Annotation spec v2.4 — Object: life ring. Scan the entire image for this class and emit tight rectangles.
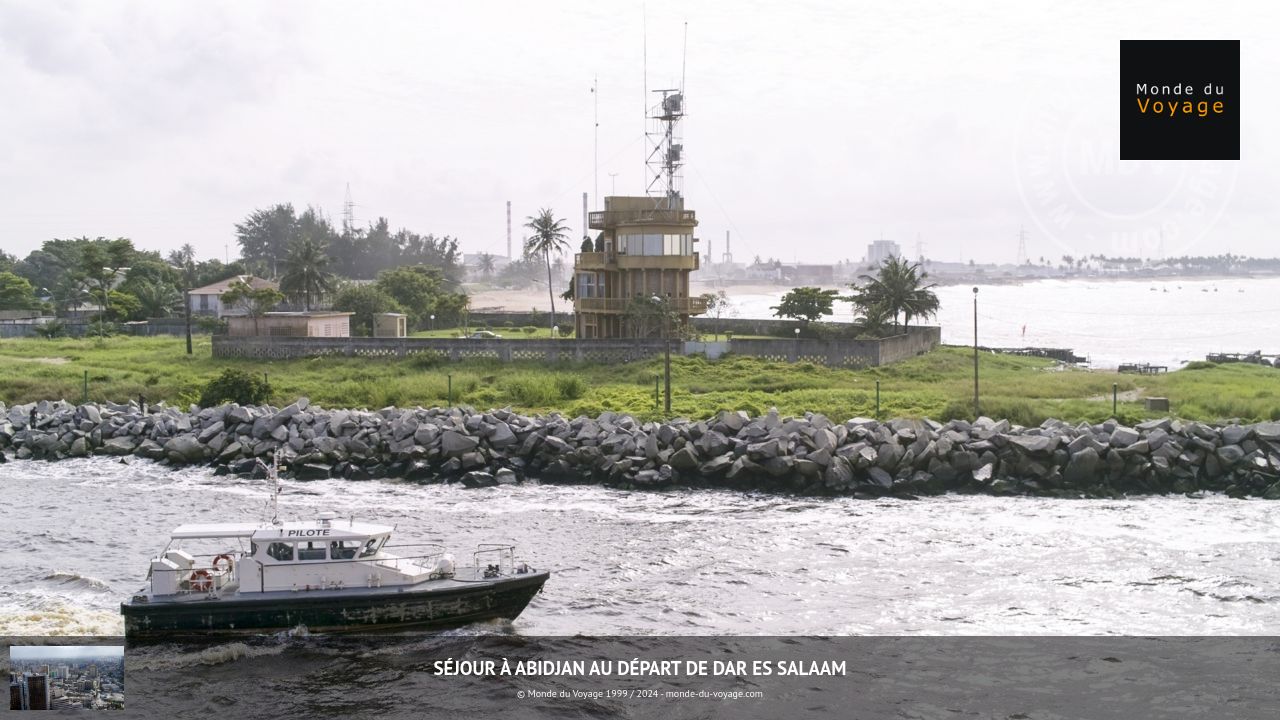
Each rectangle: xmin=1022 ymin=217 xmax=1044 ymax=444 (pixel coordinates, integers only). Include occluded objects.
xmin=213 ymin=554 xmax=234 ymax=572
xmin=189 ymin=569 xmax=213 ymax=593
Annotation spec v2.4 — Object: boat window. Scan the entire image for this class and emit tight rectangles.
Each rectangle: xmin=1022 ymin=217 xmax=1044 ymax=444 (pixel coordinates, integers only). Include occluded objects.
xmin=359 ymin=536 xmax=384 ymax=558
xmin=266 ymin=542 xmax=294 ymax=562
xmin=330 ymin=540 xmax=361 ymax=560
xmin=298 ymin=541 xmax=326 ymax=562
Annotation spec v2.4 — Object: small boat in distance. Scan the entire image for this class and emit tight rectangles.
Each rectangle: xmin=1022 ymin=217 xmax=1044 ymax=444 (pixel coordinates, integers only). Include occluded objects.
xmin=121 ymin=459 xmax=548 ymax=640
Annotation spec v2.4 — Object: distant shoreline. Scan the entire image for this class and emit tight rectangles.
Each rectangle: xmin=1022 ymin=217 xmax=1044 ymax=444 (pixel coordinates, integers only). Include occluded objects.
xmin=468 ymin=273 xmax=1280 ymax=312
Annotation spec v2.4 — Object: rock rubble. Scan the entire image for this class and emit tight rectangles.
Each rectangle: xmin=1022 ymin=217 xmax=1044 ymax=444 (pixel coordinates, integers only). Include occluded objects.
xmin=3 ymin=399 xmax=1280 ymax=499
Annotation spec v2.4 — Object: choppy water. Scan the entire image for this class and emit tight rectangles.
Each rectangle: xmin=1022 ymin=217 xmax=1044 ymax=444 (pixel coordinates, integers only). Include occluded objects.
xmin=728 ymin=276 xmax=1280 ymax=368
xmin=3 ymin=458 xmax=1280 ymax=637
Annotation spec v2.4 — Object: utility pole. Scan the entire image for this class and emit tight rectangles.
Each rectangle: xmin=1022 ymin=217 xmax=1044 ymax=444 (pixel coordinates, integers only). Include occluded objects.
xmin=506 ymin=201 xmax=512 ymax=260
xmin=184 ymin=290 xmax=193 ymax=355
xmin=653 ymin=295 xmax=672 ymax=415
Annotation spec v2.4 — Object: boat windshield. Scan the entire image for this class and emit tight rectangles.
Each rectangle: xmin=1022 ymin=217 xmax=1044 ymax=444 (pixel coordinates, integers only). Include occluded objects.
xmin=359 ymin=536 xmax=386 ymax=558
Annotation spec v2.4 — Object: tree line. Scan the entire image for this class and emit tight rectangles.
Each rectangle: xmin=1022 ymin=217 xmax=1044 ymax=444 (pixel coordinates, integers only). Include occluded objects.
xmin=771 ymin=257 xmax=940 ymax=336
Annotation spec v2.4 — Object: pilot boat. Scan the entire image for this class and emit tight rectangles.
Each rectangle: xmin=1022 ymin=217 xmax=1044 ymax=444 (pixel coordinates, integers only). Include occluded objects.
xmin=121 ymin=463 xmax=548 ymax=639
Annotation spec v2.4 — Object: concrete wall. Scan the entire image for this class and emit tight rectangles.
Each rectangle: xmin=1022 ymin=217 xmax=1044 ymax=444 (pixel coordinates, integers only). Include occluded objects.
xmin=212 ymin=327 xmax=941 ymax=367
xmin=213 ymin=336 xmax=675 ymax=363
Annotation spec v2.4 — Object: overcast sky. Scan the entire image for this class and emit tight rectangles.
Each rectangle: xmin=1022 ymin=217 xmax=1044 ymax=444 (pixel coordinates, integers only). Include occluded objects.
xmin=2 ymin=1 xmax=1276 ymax=266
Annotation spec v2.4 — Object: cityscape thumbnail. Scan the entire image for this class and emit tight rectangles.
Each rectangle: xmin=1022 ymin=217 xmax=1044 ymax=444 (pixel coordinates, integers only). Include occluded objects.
xmin=9 ymin=645 xmax=124 ymax=711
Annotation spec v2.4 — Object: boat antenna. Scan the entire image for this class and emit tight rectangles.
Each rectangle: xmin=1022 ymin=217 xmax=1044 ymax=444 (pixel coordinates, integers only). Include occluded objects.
xmin=269 ymin=449 xmax=283 ymax=526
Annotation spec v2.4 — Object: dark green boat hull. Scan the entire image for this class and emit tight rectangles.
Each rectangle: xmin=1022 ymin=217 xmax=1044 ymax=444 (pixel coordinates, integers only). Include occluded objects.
xmin=121 ymin=572 xmax=548 ymax=640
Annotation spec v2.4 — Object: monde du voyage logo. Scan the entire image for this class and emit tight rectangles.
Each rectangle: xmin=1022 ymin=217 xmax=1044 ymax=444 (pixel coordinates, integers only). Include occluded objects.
xmin=1120 ymin=40 xmax=1239 ymax=160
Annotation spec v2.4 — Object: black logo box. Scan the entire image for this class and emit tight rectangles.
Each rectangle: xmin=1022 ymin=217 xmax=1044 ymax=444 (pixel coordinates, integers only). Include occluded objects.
xmin=1120 ymin=39 xmax=1239 ymax=160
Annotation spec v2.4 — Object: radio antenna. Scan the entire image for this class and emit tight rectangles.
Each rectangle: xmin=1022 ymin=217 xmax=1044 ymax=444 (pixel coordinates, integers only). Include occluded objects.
xmin=681 ymin=21 xmax=688 ymax=93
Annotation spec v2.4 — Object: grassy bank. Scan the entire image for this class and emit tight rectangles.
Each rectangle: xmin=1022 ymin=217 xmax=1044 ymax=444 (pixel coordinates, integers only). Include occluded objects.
xmin=0 ymin=336 xmax=1277 ymax=425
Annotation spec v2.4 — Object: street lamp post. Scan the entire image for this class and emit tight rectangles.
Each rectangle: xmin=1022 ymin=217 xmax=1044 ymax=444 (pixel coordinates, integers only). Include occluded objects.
xmin=652 ymin=295 xmax=671 ymax=415
xmin=972 ymin=286 xmax=980 ymax=419
xmin=430 ymin=314 xmax=435 ymax=332
xmin=794 ymin=327 xmax=800 ymax=361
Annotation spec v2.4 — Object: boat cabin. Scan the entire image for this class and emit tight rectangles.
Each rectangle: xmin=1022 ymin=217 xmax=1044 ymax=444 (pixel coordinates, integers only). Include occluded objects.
xmin=147 ymin=511 xmax=445 ymax=597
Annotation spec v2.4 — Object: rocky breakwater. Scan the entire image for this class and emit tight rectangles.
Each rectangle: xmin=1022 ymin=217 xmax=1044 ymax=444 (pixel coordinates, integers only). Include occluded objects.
xmin=3 ymin=399 xmax=1280 ymax=499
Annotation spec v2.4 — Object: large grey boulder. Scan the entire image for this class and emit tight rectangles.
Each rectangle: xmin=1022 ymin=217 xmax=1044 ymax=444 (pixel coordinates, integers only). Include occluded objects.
xmin=441 ymin=430 xmax=479 ymax=457
xmin=163 ymin=435 xmax=205 ymax=462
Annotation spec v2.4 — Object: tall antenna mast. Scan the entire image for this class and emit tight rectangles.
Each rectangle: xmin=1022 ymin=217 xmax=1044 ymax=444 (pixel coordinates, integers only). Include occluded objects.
xmin=506 ymin=201 xmax=512 ymax=259
xmin=642 ymin=5 xmax=647 ymax=182
xmin=342 ymin=183 xmax=356 ymax=234
xmin=592 ymin=76 xmax=599 ymax=210
xmin=681 ymin=21 xmax=688 ymax=93
xmin=1016 ymin=225 xmax=1029 ymax=266
xmin=645 ymin=22 xmax=687 ymax=203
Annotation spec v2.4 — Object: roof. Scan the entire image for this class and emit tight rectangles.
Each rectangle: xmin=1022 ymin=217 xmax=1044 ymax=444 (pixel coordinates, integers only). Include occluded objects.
xmin=189 ymin=275 xmax=278 ymax=296
xmin=171 ymin=523 xmax=262 ymax=539
xmin=259 ymin=311 xmax=354 ymax=318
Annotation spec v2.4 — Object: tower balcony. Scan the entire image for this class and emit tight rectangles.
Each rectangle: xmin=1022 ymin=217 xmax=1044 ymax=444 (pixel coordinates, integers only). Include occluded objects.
xmin=574 ymin=253 xmax=700 ymax=271
xmin=575 ymin=296 xmax=709 ymax=315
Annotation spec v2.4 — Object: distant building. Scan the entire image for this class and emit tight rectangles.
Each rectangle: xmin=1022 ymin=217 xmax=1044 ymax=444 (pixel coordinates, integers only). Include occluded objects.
xmin=188 ymin=275 xmax=278 ymax=317
xmin=744 ymin=259 xmax=783 ymax=282
xmin=227 ymin=311 xmax=353 ymax=338
xmin=782 ymin=264 xmax=835 ymax=285
xmin=462 ymin=253 xmax=511 ymax=279
xmin=571 ymin=195 xmax=707 ymax=338
xmin=865 ymin=239 xmax=901 ymax=268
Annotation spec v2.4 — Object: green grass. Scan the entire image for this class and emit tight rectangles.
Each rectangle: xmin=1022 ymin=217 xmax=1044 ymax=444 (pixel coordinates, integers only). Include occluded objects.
xmin=0 ymin=336 xmax=1277 ymax=425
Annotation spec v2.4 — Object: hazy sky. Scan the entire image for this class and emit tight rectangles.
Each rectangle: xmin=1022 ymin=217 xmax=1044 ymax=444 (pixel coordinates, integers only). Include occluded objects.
xmin=2 ymin=1 xmax=1276 ymax=265
xmin=10 ymin=645 xmax=123 ymax=660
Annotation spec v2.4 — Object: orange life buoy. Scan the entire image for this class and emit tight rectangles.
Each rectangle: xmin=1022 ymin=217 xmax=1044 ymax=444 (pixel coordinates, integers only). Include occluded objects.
xmin=189 ymin=569 xmax=213 ymax=593
xmin=213 ymin=554 xmax=234 ymax=572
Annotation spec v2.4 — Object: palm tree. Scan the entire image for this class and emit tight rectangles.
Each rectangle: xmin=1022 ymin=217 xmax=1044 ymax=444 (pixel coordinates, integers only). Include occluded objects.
xmin=523 ymin=208 xmax=571 ymax=331
xmin=167 ymin=244 xmax=196 ymax=268
xmin=132 ymin=280 xmax=182 ymax=318
xmin=478 ymin=252 xmax=496 ymax=278
xmin=847 ymin=256 xmax=939 ymax=332
xmin=279 ymin=236 xmax=335 ymax=310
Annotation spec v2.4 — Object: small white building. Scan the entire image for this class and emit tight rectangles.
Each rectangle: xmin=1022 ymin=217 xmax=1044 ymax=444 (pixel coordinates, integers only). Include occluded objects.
xmin=227 ymin=311 xmax=353 ymax=337
xmin=189 ymin=275 xmax=278 ymax=317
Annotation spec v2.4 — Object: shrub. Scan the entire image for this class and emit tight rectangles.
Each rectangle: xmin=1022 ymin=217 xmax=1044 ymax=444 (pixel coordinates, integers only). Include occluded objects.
xmin=1183 ymin=361 xmax=1216 ymax=370
xmin=85 ymin=320 xmax=119 ymax=337
xmin=195 ymin=316 xmax=228 ymax=334
xmin=522 ymin=326 xmax=538 ymax=335
xmin=200 ymin=368 xmax=272 ymax=407
xmin=31 ymin=320 xmax=66 ymax=339
xmin=555 ymin=375 xmax=587 ymax=400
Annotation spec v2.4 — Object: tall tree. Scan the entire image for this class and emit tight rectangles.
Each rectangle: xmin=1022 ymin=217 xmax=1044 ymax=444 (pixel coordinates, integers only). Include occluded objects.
xmin=374 ymin=265 xmax=466 ymax=329
xmin=131 ymin=280 xmax=182 ymax=318
xmin=523 ymin=208 xmax=571 ymax=332
xmin=477 ymin=252 xmax=496 ymax=278
xmin=279 ymin=236 xmax=335 ymax=310
xmin=78 ymin=238 xmax=136 ymax=336
xmin=332 ymin=283 xmax=403 ymax=336
xmin=700 ymin=290 xmax=732 ymax=340
xmin=0 ymin=272 xmax=38 ymax=310
xmin=167 ymin=243 xmax=196 ymax=268
xmin=0 ymin=250 xmax=15 ymax=273
xmin=771 ymin=287 xmax=839 ymax=326
xmin=235 ymin=204 xmax=297 ymax=278
xmin=846 ymin=256 xmax=939 ymax=331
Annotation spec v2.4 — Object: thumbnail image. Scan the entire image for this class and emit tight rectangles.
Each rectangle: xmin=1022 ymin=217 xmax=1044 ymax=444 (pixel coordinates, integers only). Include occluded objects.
xmin=9 ymin=645 xmax=124 ymax=711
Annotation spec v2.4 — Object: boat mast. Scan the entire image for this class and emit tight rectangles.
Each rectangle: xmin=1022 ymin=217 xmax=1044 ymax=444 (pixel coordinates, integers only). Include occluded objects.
xmin=269 ymin=449 xmax=283 ymax=526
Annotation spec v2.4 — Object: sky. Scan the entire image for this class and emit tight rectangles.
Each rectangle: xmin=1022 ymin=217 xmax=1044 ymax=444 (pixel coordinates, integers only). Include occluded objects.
xmin=10 ymin=645 xmax=124 ymax=660
xmin=1 ymin=1 xmax=1276 ymax=266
